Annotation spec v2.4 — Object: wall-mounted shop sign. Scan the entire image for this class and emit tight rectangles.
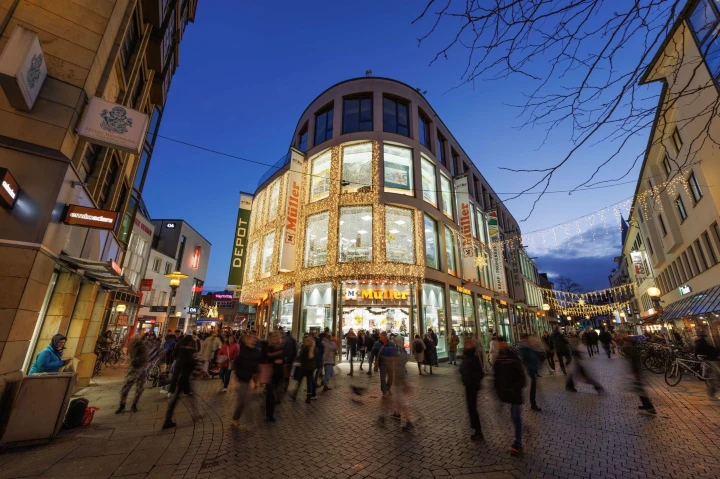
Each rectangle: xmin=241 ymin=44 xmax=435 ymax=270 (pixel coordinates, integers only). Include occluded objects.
xmin=280 ymin=149 xmax=304 ymax=272
xmin=630 ymin=251 xmax=647 ymax=276
xmin=188 ymin=307 xmax=198 ymax=314
xmin=140 ymin=279 xmax=153 ymax=292
xmin=213 ymin=293 xmax=233 ymax=300
xmin=0 ymin=26 xmax=47 ymax=111
xmin=63 ymin=204 xmax=118 ymax=230
xmin=150 ymin=306 xmax=168 ymax=313
xmin=453 ymin=174 xmax=478 ymax=281
xmin=679 ymin=284 xmax=692 ymax=295
xmin=456 ymin=286 xmax=471 ymax=295
xmin=487 ymin=210 xmax=508 ymax=295
xmin=166 ymin=222 xmax=176 ymax=228
xmin=498 ymin=300 xmax=508 ymax=306
xmin=0 ymin=168 xmax=20 ymax=209
xmin=77 ymin=96 xmax=149 ymax=155
xmin=481 ymin=294 xmax=493 ymax=301
xmin=344 ymin=285 xmax=409 ymax=301
xmin=227 ymin=193 xmax=253 ymax=287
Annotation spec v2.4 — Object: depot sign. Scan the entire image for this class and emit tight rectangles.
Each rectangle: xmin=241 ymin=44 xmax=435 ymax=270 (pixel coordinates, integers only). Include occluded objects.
xmin=0 ymin=168 xmax=20 ymax=208
xmin=63 ymin=204 xmax=118 ymax=230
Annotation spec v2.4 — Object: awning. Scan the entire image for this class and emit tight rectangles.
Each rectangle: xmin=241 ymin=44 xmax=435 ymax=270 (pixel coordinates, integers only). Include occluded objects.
xmin=661 ymin=285 xmax=720 ymax=321
xmin=58 ymin=254 xmax=132 ymax=290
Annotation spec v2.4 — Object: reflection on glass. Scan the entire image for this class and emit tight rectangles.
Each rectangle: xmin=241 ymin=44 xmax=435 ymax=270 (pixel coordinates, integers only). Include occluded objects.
xmin=270 ymin=288 xmax=294 ymax=332
xmin=384 ymin=143 xmax=413 ymax=195
xmin=386 ymin=206 xmax=414 ymax=264
xmin=342 ymin=143 xmax=372 ymax=192
xmin=440 ymin=174 xmax=453 ymax=219
xmin=310 ymin=151 xmax=331 ymax=202
xmin=421 ymin=156 xmax=437 ymax=207
xmin=266 ymin=178 xmax=281 ymax=222
xmin=445 ymin=226 xmax=457 ymax=276
xmin=338 ymin=206 xmax=373 ymax=263
xmin=424 ymin=214 xmax=439 ymax=269
xmin=301 ymin=282 xmax=333 ymax=335
xmin=246 ymin=241 xmax=258 ymax=282
xmin=260 ymin=231 xmax=275 ymax=276
xmin=422 ymin=283 xmax=446 ymax=359
xmin=304 ymin=211 xmax=329 ymax=267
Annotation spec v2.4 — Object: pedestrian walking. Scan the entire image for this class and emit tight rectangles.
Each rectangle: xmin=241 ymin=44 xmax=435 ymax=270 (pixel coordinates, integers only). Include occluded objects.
xmin=232 ymin=333 xmax=261 ymax=424
xmin=551 ymin=327 xmax=571 ymax=375
xmin=590 ymin=329 xmax=600 ymax=354
xmin=412 ymin=334 xmax=426 ymax=375
xmin=695 ymin=328 xmax=720 ymax=399
xmin=313 ymin=332 xmax=324 ymax=387
xmin=429 ymin=329 xmax=439 ymax=367
xmin=299 ymin=336 xmax=318 ymax=403
xmin=621 ymin=335 xmax=656 ymax=415
xmin=461 ymin=339 xmax=484 ymax=441
xmin=582 ymin=330 xmax=594 ymax=358
xmin=322 ymin=333 xmax=337 ymax=391
xmin=489 ymin=333 xmax=499 ymax=366
xmin=372 ymin=331 xmax=398 ymax=397
xmin=199 ymin=330 xmax=222 ymax=377
xmin=541 ymin=330 xmax=555 ymax=372
xmin=519 ymin=334 xmax=541 ymax=412
xmin=449 ymin=330 xmax=460 ymax=365
xmin=345 ymin=328 xmax=358 ymax=376
xmin=281 ymin=330 xmax=297 ymax=395
xmin=565 ymin=341 xmax=604 ymax=394
xmin=217 ymin=335 xmax=239 ymax=392
xmin=163 ymin=335 xmax=197 ymax=429
xmin=357 ymin=330 xmax=369 ymax=371
xmin=262 ymin=331 xmax=285 ymax=421
xmin=599 ymin=327 xmax=612 ymax=358
xmin=365 ymin=332 xmax=376 ymax=376
xmin=493 ymin=337 xmax=526 ymax=455
xmin=423 ymin=333 xmax=435 ymax=375
xmin=116 ymin=336 xmax=152 ymax=414
xmin=29 ymin=334 xmax=70 ymax=374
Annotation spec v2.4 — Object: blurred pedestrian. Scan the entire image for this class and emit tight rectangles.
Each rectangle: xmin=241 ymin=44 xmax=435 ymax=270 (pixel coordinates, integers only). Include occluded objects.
xmin=489 ymin=333 xmax=499 ymax=365
xmin=590 ymin=328 xmax=600 ymax=354
xmin=299 ymin=336 xmax=318 ymax=403
xmin=163 ymin=335 xmax=197 ymax=429
xmin=551 ymin=327 xmax=571 ymax=375
xmin=565 ymin=341 xmax=604 ymax=394
xmin=232 ymin=333 xmax=261 ymax=424
xmin=582 ymin=330 xmax=594 ymax=358
xmin=519 ymin=334 xmax=541 ymax=412
xmin=622 ymin=335 xmax=656 ymax=415
xmin=695 ymin=328 xmax=720 ymax=399
xmin=116 ymin=336 xmax=151 ymax=414
xmin=449 ymin=330 xmax=460 ymax=365
xmin=218 ymin=335 xmax=239 ymax=392
xmin=423 ymin=333 xmax=435 ymax=375
xmin=599 ymin=327 xmax=612 ymax=358
xmin=493 ymin=336 xmax=526 ymax=455
xmin=313 ymin=332 xmax=324 ymax=388
xmin=357 ymin=330 xmax=369 ymax=371
xmin=461 ymin=339 xmax=484 ymax=441
xmin=412 ymin=334 xmax=426 ymax=375
xmin=345 ymin=328 xmax=358 ymax=376
xmin=322 ymin=333 xmax=337 ymax=391
xmin=263 ymin=331 xmax=285 ymax=421
xmin=429 ymin=329 xmax=439 ymax=367
xmin=199 ymin=330 xmax=221 ymax=377
xmin=541 ymin=330 xmax=555 ymax=372
xmin=372 ymin=331 xmax=398 ymax=397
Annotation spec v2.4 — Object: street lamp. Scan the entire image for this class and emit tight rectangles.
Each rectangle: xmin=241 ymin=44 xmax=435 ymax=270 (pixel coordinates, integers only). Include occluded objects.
xmin=648 ymin=286 xmax=662 ymax=311
xmin=115 ymin=304 xmax=126 ymax=313
xmin=164 ymin=271 xmax=188 ymax=330
xmin=542 ymin=303 xmax=550 ymax=311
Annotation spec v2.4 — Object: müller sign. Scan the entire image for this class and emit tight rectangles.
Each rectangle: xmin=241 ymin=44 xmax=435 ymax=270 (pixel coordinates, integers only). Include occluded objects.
xmin=63 ymin=204 xmax=118 ymax=230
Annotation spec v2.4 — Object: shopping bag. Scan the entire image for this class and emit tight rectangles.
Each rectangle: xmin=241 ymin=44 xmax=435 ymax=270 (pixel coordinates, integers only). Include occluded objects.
xmin=80 ymin=406 xmax=100 ymax=426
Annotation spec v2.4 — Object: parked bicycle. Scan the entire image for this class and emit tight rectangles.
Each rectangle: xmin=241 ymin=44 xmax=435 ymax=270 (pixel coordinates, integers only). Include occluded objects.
xmin=664 ymin=349 xmax=712 ymax=386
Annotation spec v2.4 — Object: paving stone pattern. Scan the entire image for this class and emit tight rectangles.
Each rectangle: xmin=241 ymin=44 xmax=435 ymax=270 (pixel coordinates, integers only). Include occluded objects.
xmin=1 ymin=354 xmax=719 ymax=478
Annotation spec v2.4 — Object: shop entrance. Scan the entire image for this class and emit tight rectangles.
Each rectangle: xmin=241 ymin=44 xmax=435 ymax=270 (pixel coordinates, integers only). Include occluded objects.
xmin=339 ymin=281 xmax=414 ymax=353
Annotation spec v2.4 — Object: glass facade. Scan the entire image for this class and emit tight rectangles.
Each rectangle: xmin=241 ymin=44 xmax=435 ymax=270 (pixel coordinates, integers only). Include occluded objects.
xmin=477 ymin=296 xmax=494 ymax=350
xmin=383 ymin=143 xmax=413 ymax=195
xmin=424 ymin=214 xmax=439 ymax=269
xmin=338 ymin=206 xmax=373 ymax=263
xmin=421 ymin=155 xmax=437 ymax=207
xmin=421 ymin=283 xmax=446 ymax=359
xmin=270 ymin=288 xmax=294 ymax=332
xmin=261 ymin=231 xmax=275 ymax=276
xmin=385 ymin=206 xmax=414 ymax=264
xmin=304 ymin=211 xmax=329 ymax=267
xmin=301 ymin=282 xmax=333 ymax=335
xmin=445 ymin=226 xmax=458 ymax=276
xmin=342 ymin=142 xmax=372 ymax=193
xmin=440 ymin=174 xmax=453 ymax=219
xmin=309 ymin=151 xmax=331 ymax=202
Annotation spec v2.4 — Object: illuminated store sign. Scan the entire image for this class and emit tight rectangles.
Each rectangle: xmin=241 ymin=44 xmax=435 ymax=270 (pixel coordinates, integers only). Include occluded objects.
xmin=0 ymin=26 xmax=47 ymax=111
xmin=227 ymin=193 xmax=252 ymax=287
xmin=213 ymin=293 xmax=233 ymax=300
xmin=679 ymin=285 xmax=692 ymax=295
xmin=345 ymin=286 xmax=409 ymax=301
xmin=0 ymin=168 xmax=19 ymax=209
xmin=280 ymin=149 xmax=304 ymax=272
xmin=63 ymin=204 xmax=118 ymax=230
xmin=77 ymin=96 xmax=149 ymax=155
xmin=456 ymin=286 xmax=471 ymax=295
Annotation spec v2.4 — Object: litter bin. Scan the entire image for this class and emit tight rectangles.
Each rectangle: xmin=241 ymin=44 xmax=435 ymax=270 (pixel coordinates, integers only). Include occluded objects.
xmin=0 ymin=372 xmax=77 ymax=448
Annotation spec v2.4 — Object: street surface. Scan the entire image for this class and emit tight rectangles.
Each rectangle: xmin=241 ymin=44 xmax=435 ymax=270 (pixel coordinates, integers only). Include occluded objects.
xmin=0 ymin=355 xmax=718 ymax=479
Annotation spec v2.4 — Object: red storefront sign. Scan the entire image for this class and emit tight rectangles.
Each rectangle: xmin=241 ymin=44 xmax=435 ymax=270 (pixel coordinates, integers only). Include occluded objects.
xmin=140 ymin=279 xmax=153 ymax=291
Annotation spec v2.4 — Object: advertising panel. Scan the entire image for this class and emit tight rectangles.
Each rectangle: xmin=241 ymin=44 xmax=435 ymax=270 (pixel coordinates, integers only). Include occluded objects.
xmin=453 ymin=174 xmax=478 ymax=281
xmin=279 ymin=149 xmax=304 ymax=272
xmin=487 ymin=210 xmax=508 ymax=295
xmin=227 ymin=193 xmax=253 ymax=287
xmin=0 ymin=168 xmax=19 ymax=209
xmin=630 ymin=251 xmax=647 ymax=276
xmin=0 ymin=26 xmax=47 ymax=111
xmin=77 ymin=96 xmax=149 ymax=155
xmin=63 ymin=204 xmax=118 ymax=230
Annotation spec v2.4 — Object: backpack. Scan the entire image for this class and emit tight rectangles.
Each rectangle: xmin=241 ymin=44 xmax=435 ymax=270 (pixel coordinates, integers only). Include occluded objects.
xmin=63 ymin=397 xmax=89 ymax=429
xmin=414 ymin=341 xmax=423 ymax=354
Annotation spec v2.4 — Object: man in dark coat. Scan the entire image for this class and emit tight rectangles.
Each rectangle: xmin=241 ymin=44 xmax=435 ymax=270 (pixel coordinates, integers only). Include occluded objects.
xmin=461 ymin=340 xmax=484 ymax=441
xmin=493 ymin=336 xmax=526 ymax=455
xmin=551 ymin=327 xmax=571 ymax=375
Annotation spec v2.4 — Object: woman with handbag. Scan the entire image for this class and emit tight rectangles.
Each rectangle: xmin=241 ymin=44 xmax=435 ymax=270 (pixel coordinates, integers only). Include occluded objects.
xmin=218 ymin=336 xmax=239 ymax=392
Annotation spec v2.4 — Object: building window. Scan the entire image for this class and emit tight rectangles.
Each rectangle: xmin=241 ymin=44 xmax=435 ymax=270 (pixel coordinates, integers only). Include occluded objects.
xmin=688 ymin=247 xmax=701 ymax=276
xmin=675 ymin=195 xmax=688 ymax=221
xmin=261 ymin=231 xmax=275 ymax=276
xmin=658 ymin=214 xmax=668 ymax=236
xmin=671 ymin=129 xmax=683 ymax=154
xmin=314 ymin=104 xmax=334 ymax=146
xmin=421 ymin=283 xmax=446 ymax=359
xmin=133 ymin=148 xmax=150 ymax=192
xmin=662 ymin=155 xmax=672 ymax=176
xmin=130 ymin=72 xmax=145 ymax=108
xmin=82 ymin=143 xmax=104 ymax=181
xmin=715 ymin=222 xmax=720 ymax=244
xmin=100 ymin=158 xmax=119 ymax=207
xmin=338 ymin=206 xmax=372 ymax=263
xmin=309 ymin=150 xmax=331 ymax=202
xmin=120 ymin=11 xmax=139 ymax=70
xmin=383 ymin=143 xmax=413 ymax=195
xmin=158 ymin=291 xmax=167 ymax=307
xmin=382 ymin=97 xmax=409 ymax=136
xmin=297 ymin=124 xmax=308 ymax=153
xmin=301 ymin=282 xmax=333 ymax=335
xmin=694 ymin=239 xmax=709 ymax=271
xmin=420 ymin=155 xmax=438 ymax=207
xmin=385 ymin=206 xmax=415 ymax=264
xmin=688 ymin=172 xmax=703 ymax=203
xmin=646 ymin=236 xmax=654 ymax=256
xmin=342 ymin=142 xmax=372 ymax=193
xmin=445 ymin=226 xmax=458 ymax=276
xmin=266 ymin=178 xmax=282 ymax=222
xmin=246 ymin=242 xmax=259 ymax=282
xmin=679 ymin=256 xmax=690 ymax=282
xmin=304 ymin=211 xmax=329 ymax=267
xmin=343 ymin=96 xmax=373 ymax=134
xmin=164 ymin=261 xmax=172 ymax=274
xmin=436 ymin=132 xmax=446 ymax=166
xmin=703 ymin=231 xmax=718 ymax=265
xmin=424 ymin=214 xmax=439 ymax=269
xmin=689 ymin=0 xmax=718 ymax=46
xmin=418 ymin=111 xmax=431 ymax=149
xmin=476 ymin=209 xmax=487 ymax=243
xmin=672 ymin=261 xmax=682 ymax=286
xmin=440 ymin=174 xmax=453 ymax=219
xmin=152 ymin=257 xmax=161 ymax=273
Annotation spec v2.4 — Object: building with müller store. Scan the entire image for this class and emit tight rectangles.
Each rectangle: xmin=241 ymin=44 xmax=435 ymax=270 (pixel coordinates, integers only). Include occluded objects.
xmin=228 ymin=77 xmax=548 ymax=361
xmin=0 ymin=0 xmax=200 ymax=412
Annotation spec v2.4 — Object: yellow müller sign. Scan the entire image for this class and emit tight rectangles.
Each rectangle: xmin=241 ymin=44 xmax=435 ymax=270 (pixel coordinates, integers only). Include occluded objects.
xmin=345 ymin=287 xmax=408 ymax=301
xmin=456 ymin=286 xmax=471 ymax=295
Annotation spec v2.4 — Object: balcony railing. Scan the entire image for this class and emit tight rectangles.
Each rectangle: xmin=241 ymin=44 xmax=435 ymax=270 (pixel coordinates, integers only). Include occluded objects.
xmin=257 ymin=152 xmax=290 ymax=188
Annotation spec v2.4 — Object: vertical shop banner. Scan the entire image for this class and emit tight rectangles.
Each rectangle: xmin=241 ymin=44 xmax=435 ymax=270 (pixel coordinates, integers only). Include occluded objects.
xmin=279 ymin=148 xmax=305 ymax=272
xmin=453 ymin=174 xmax=478 ymax=281
xmin=630 ymin=251 xmax=647 ymax=276
xmin=487 ymin=210 xmax=508 ymax=295
xmin=509 ymin=239 xmax=526 ymax=302
xmin=227 ymin=193 xmax=253 ymax=287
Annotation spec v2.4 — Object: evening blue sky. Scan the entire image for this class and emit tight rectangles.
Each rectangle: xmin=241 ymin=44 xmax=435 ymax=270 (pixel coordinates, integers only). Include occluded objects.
xmin=142 ymin=1 xmax=659 ymax=292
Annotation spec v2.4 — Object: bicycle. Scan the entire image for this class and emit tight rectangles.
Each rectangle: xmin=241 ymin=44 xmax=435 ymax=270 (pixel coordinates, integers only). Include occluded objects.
xmin=664 ymin=350 xmax=711 ymax=386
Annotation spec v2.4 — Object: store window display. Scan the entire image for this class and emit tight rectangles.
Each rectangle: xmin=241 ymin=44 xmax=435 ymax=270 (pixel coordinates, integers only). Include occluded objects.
xmin=385 ymin=206 xmax=414 ymax=264
xmin=270 ymin=288 xmax=294 ymax=332
xmin=301 ymin=282 xmax=333 ymax=336
xmin=338 ymin=206 xmax=373 ymax=262
xmin=342 ymin=142 xmax=372 ymax=192
xmin=304 ymin=211 xmax=329 ymax=267
xmin=421 ymin=283 xmax=447 ymax=359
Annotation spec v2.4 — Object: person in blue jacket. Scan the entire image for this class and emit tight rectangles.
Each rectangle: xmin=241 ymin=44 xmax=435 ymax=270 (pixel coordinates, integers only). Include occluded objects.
xmin=30 ymin=334 xmax=70 ymax=374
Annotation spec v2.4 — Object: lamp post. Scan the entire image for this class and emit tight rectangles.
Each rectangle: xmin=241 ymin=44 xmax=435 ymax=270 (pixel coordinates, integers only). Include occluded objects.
xmin=165 ymin=271 xmax=188 ymax=332
xmin=648 ymin=286 xmax=662 ymax=311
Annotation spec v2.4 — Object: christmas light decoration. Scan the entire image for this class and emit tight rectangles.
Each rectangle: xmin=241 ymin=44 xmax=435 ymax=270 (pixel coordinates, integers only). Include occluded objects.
xmin=474 ymin=253 xmax=487 ymax=270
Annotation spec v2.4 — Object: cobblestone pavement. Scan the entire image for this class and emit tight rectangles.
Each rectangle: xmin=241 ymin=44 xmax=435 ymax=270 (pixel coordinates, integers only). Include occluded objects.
xmin=1 ymin=354 xmax=719 ymax=479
